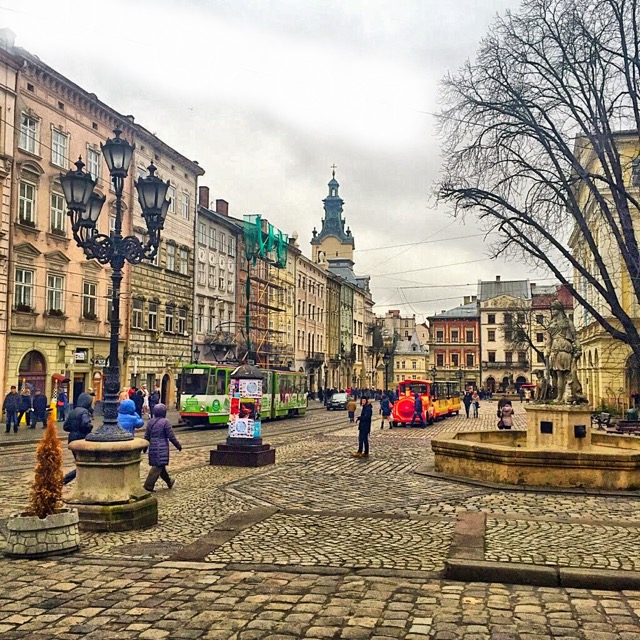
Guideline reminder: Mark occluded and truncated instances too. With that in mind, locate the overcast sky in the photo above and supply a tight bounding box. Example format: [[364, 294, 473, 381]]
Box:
[[1, 0, 554, 322]]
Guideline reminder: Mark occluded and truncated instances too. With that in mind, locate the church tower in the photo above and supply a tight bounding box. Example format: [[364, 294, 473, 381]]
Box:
[[311, 168, 355, 264]]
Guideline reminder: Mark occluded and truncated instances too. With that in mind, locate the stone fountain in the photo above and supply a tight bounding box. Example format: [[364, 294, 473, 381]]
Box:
[[432, 302, 640, 490]]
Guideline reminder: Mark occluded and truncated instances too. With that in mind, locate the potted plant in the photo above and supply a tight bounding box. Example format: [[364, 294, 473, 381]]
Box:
[[4, 410, 79, 557], [82, 311, 97, 321], [14, 304, 33, 313]]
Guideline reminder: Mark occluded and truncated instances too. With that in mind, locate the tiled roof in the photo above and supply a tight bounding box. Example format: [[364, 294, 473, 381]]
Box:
[[429, 302, 479, 319], [478, 279, 530, 301]]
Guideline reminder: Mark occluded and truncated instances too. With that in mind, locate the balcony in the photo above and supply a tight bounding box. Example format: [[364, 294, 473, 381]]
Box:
[[482, 360, 530, 370], [306, 352, 325, 366]]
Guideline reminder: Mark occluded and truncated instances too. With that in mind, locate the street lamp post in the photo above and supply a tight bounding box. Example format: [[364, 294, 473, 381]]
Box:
[[61, 129, 170, 442], [383, 351, 391, 392]]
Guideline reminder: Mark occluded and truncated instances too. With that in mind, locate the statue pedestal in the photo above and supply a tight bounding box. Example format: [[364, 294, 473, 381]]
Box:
[[65, 438, 157, 532], [525, 404, 594, 451], [210, 437, 275, 467]]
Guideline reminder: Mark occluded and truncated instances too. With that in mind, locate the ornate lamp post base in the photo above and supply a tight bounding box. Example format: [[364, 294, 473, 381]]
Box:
[[65, 438, 157, 532], [210, 437, 275, 467]]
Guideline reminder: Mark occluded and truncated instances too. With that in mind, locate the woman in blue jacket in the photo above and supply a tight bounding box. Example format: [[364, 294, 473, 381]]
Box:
[[117, 399, 144, 435]]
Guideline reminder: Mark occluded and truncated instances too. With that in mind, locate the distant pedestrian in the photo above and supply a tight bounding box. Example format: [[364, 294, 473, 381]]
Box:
[[57, 388, 69, 422], [3, 385, 20, 433], [143, 404, 182, 492], [117, 399, 144, 436], [411, 392, 425, 428], [380, 394, 392, 429], [471, 390, 480, 418], [353, 397, 373, 458], [18, 388, 32, 427], [133, 388, 144, 417], [347, 396, 357, 423], [498, 401, 514, 429], [141, 383, 150, 416], [63, 393, 94, 484], [149, 384, 160, 416], [463, 390, 473, 418], [31, 390, 48, 429]]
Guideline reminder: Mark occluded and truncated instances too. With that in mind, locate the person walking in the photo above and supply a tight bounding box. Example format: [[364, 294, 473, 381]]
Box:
[[462, 390, 473, 418], [353, 397, 373, 457], [117, 399, 144, 436], [411, 392, 425, 428], [498, 400, 514, 430], [18, 388, 32, 428], [31, 390, 48, 429], [149, 384, 160, 417], [141, 383, 150, 417], [62, 393, 94, 484], [143, 404, 182, 492], [133, 387, 144, 418], [471, 389, 480, 418], [3, 385, 20, 434], [380, 394, 392, 429], [346, 396, 357, 423], [57, 388, 69, 422]]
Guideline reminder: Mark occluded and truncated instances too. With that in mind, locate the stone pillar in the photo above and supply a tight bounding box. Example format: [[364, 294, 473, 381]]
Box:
[[525, 404, 594, 451]]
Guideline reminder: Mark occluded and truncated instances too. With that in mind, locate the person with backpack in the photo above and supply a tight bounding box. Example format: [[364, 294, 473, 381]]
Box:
[[143, 404, 182, 492], [353, 397, 373, 457], [380, 394, 392, 429], [62, 393, 94, 484]]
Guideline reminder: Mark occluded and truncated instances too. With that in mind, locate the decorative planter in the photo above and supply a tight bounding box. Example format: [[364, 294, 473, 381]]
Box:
[[4, 508, 80, 558]]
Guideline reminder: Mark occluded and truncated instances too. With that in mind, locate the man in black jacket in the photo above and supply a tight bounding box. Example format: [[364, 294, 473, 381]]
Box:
[[63, 393, 94, 484], [31, 390, 48, 429], [353, 397, 373, 458], [3, 385, 20, 433]]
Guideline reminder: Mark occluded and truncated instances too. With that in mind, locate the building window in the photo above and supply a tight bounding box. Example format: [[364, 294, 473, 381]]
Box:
[[488, 351, 496, 363], [178, 308, 187, 335], [15, 268, 34, 309], [106, 287, 113, 323], [51, 129, 69, 168], [536, 314, 544, 325], [505, 351, 513, 364], [181, 193, 190, 219], [132, 298, 143, 329], [228, 236, 236, 257], [436, 330, 443, 343], [466, 353, 474, 367], [19, 114, 38, 154], [465, 330, 474, 343], [167, 186, 175, 213], [487, 329, 496, 342], [179, 248, 189, 275], [19, 181, 36, 225], [87, 147, 101, 181], [631, 157, 640, 187], [45, 273, 65, 314], [218, 232, 226, 254], [536, 332, 544, 343], [198, 221, 207, 245], [165, 305, 175, 333], [412, 361, 417, 370], [148, 302, 158, 330], [166, 243, 175, 271], [436, 353, 444, 367], [504, 313, 512, 324], [451, 353, 459, 367], [518, 351, 527, 363], [209, 227, 216, 249], [504, 330, 513, 341], [82, 281, 97, 319], [196, 303, 204, 333], [517, 313, 525, 324], [218, 275, 225, 291], [487, 314, 496, 324], [451, 330, 459, 343], [50, 192, 65, 234], [208, 265, 216, 288], [197, 260, 206, 285], [537, 351, 545, 363]]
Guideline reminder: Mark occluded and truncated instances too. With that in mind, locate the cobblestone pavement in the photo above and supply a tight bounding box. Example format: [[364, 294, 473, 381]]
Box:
[[3, 403, 640, 638]]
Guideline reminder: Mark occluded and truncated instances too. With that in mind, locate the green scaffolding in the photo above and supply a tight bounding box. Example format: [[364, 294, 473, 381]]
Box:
[[243, 214, 288, 268]]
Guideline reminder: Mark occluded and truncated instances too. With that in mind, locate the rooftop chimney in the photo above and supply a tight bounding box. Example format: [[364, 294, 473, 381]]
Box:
[[198, 186, 210, 209], [531, 282, 536, 290], [216, 199, 229, 217], [496, 275, 501, 282]]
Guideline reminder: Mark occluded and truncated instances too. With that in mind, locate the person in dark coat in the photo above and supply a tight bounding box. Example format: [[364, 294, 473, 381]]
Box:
[[353, 397, 373, 457], [3, 385, 20, 433], [133, 388, 144, 417], [63, 393, 94, 484], [380, 394, 392, 429], [148, 385, 160, 417], [143, 404, 182, 492], [411, 392, 425, 428], [57, 389, 69, 422], [462, 390, 473, 419], [17, 388, 32, 427], [31, 390, 48, 429]]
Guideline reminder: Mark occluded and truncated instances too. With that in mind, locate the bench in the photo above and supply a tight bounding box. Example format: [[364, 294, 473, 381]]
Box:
[[615, 421, 640, 435], [591, 412, 612, 430]]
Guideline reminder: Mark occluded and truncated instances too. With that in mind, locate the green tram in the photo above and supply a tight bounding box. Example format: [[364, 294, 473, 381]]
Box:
[[179, 364, 308, 427]]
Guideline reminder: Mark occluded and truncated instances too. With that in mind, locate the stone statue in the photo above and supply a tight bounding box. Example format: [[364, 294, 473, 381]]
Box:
[[545, 301, 585, 404], [534, 369, 549, 401]]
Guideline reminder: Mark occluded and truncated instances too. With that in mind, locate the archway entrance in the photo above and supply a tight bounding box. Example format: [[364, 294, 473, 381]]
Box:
[[486, 377, 495, 393], [161, 373, 170, 405], [515, 375, 527, 391], [18, 350, 46, 393]]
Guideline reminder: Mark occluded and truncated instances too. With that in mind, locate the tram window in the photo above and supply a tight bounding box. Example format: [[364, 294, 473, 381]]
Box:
[[181, 372, 208, 395], [216, 369, 227, 394]]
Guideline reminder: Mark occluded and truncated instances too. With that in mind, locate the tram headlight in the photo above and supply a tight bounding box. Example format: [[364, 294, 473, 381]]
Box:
[[200, 405, 205, 411]]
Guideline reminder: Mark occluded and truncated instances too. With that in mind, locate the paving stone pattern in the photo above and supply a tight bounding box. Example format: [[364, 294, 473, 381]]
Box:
[[205, 512, 454, 572], [486, 517, 640, 571]]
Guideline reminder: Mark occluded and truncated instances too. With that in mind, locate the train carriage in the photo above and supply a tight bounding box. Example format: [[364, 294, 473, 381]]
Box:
[[391, 379, 460, 427]]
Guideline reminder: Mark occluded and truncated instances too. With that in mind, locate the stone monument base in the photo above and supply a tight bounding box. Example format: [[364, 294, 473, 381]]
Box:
[[65, 437, 158, 532], [210, 437, 276, 467]]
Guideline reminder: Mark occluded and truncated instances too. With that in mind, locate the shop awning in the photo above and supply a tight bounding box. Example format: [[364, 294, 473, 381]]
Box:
[[51, 373, 70, 382]]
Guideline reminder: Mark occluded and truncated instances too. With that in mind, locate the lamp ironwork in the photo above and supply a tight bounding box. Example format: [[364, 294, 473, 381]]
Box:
[[193, 346, 201, 365], [60, 128, 171, 442]]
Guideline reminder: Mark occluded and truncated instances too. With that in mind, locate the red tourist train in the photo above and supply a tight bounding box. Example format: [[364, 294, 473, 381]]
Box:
[[390, 379, 461, 427]]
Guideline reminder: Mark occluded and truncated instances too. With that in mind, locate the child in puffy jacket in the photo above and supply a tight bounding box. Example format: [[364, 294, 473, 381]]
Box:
[[117, 398, 144, 435]]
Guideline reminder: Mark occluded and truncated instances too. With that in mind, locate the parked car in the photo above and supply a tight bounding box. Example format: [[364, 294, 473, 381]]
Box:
[[326, 392, 348, 411]]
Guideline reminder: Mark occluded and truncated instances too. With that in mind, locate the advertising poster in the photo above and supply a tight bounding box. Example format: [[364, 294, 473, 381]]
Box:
[[228, 378, 262, 439]]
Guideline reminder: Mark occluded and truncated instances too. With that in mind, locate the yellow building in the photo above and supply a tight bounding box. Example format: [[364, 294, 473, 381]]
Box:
[[392, 331, 429, 385], [569, 131, 640, 410]]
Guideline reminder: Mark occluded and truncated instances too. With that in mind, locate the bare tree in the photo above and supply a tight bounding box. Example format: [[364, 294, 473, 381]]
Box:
[[438, 0, 640, 362]]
